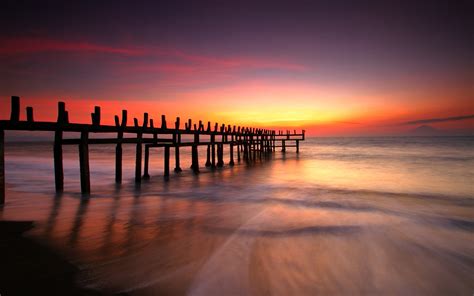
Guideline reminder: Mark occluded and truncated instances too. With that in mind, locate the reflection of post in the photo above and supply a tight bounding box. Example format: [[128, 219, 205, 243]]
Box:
[[0, 129, 4, 204], [68, 199, 89, 247], [79, 131, 90, 194]]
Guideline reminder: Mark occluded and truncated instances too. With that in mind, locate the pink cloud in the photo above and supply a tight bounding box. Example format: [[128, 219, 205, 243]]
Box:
[[0, 37, 306, 72], [0, 37, 146, 56]]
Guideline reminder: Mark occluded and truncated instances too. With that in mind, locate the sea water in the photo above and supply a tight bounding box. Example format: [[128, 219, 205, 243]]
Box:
[[1, 136, 473, 294]]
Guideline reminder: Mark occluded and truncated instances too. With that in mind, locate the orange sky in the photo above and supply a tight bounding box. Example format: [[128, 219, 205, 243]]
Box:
[[1, 2, 473, 136]]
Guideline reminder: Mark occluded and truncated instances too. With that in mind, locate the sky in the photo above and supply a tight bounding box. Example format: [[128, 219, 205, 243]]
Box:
[[0, 0, 473, 136]]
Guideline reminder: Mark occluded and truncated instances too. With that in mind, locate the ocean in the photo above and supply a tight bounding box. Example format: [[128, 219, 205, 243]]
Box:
[[1, 136, 473, 294]]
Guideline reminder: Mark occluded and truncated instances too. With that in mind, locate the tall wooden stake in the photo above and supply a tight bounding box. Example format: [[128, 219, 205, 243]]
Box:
[[54, 102, 65, 192], [0, 129, 4, 205], [143, 145, 150, 179], [164, 146, 170, 177], [79, 131, 90, 195]]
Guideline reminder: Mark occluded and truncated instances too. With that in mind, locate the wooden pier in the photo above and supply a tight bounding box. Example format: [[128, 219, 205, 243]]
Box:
[[0, 96, 305, 204]]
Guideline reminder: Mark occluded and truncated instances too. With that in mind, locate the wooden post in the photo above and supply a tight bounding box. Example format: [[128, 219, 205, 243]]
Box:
[[229, 141, 235, 166], [296, 140, 300, 153], [237, 129, 241, 162], [143, 145, 150, 179], [211, 134, 216, 168], [161, 115, 167, 129], [164, 146, 170, 177], [205, 145, 211, 167], [191, 145, 199, 173], [0, 129, 4, 205], [243, 133, 248, 161], [282, 140, 286, 152], [10, 96, 20, 122], [135, 117, 143, 183], [174, 117, 182, 172], [54, 102, 65, 192], [217, 144, 224, 167], [26, 107, 34, 123], [135, 138, 142, 183], [191, 130, 200, 173], [91, 106, 101, 126], [115, 110, 126, 183], [79, 131, 90, 195]]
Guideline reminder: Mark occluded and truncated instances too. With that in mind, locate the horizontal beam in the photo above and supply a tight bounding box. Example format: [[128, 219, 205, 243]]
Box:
[[0, 120, 286, 137]]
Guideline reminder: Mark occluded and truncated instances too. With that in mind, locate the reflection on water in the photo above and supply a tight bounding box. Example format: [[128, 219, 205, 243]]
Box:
[[1, 137, 473, 294]]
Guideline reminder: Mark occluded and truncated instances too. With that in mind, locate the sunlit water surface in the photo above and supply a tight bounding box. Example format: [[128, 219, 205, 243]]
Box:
[[1, 136, 473, 295]]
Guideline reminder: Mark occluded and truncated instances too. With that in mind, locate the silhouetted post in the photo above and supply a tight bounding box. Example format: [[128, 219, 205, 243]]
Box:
[[243, 131, 249, 161], [174, 117, 182, 172], [135, 116, 144, 183], [164, 146, 170, 177], [79, 131, 90, 195], [0, 129, 4, 204], [217, 144, 224, 167], [191, 128, 200, 173], [229, 138, 235, 166], [282, 140, 286, 152], [211, 134, 216, 168], [91, 106, 101, 126], [296, 140, 300, 153], [236, 128, 241, 162], [206, 145, 211, 167], [115, 110, 127, 183], [161, 115, 167, 129], [10, 96, 20, 122], [26, 107, 34, 123], [143, 146, 150, 179], [54, 102, 66, 192]]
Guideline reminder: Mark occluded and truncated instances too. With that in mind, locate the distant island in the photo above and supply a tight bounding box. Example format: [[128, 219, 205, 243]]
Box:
[[407, 125, 473, 136]]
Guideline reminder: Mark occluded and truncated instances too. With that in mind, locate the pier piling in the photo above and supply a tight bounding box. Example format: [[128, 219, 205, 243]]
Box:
[[79, 131, 90, 194], [0, 96, 305, 200]]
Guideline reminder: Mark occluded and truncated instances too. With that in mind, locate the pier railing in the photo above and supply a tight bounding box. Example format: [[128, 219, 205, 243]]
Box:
[[0, 96, 305, 203]]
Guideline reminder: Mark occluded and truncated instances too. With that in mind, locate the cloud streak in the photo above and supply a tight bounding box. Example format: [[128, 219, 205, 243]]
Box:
[[0, 38, 146, 56], [0, 37, 306, 72], [401, 115, 474, 125]]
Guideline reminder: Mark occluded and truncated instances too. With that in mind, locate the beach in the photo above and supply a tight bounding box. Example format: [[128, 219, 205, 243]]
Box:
[[1, 136, 473, 295]]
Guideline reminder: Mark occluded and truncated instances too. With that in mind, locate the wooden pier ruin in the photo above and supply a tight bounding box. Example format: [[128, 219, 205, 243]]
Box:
[[0, 96, 305, 204]]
